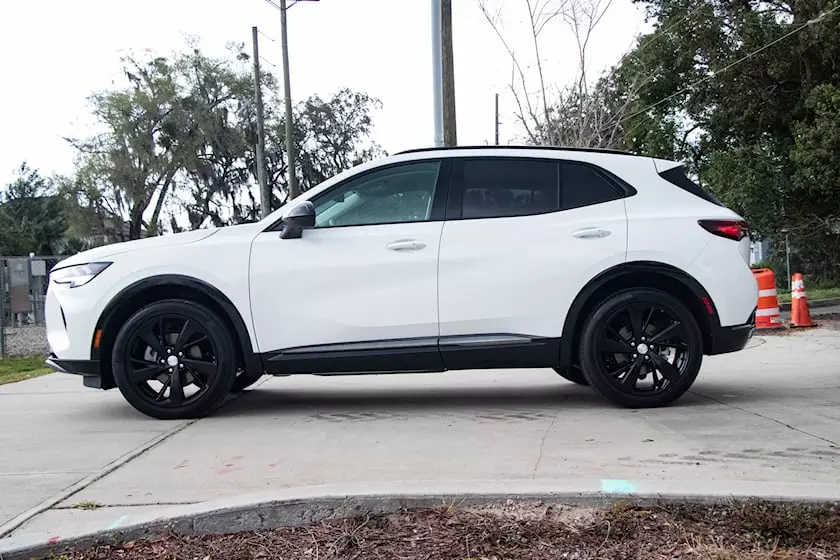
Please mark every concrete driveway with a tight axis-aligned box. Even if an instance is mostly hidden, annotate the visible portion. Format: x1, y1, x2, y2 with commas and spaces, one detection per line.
2, 324, 839, 540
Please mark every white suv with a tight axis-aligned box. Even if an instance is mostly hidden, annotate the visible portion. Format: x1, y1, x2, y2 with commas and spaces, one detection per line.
45, 147, 758, 419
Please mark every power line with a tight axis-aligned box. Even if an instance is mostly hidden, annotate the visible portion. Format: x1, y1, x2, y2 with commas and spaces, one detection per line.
258, 30, 277, 43
623, 3, 840, 125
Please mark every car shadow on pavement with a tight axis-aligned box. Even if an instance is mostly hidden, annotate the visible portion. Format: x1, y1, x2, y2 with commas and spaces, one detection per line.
211, 379, 722, 419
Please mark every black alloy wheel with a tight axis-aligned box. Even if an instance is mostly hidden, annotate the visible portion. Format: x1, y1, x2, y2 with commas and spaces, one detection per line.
112, 300, 237, 419
579, 289, 703, 408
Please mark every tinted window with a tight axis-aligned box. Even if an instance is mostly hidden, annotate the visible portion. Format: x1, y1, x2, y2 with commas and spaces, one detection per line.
659, 165, 724, 207
312, 161, 441, 228
561, 162, 624, 210
457, 159, 559, 219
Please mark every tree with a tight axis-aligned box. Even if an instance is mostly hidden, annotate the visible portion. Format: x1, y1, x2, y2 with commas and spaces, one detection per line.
608, 0, 840, 279
264, 88, 386, 210
68, 43, 385, 236
478, 0, 644, 147
0, 163, 67, 255
69, 54, 187, 240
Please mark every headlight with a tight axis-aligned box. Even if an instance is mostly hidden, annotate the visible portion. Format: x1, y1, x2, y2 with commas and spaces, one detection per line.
50, 262, 112, 288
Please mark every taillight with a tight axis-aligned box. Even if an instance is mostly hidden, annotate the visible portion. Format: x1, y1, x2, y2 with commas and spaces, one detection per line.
699, 219, 748, 241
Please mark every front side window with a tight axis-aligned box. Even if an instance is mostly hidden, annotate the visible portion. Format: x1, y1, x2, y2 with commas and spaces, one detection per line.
313, 161, 441, 228
455, 158, 560, 219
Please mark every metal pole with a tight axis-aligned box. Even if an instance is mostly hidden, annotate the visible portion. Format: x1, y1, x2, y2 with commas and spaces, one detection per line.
252, 27, 270, 218
279, 0, 299, 200
785, 231, 792, 292
494, 93, 500, 145
0, 259, 5, 358
431, 0, 444, 147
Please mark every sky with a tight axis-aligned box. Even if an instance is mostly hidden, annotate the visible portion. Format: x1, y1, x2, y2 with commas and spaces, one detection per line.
0, 0, 648, 185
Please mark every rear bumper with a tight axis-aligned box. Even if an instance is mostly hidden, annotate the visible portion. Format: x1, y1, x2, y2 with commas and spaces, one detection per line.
46, 355, 104, 389
707, 309, 756, 355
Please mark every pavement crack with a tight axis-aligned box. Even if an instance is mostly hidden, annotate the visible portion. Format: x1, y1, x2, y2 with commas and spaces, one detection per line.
691, 390, 839, 447
532, 415, 558, 479
54, 501, 198, 510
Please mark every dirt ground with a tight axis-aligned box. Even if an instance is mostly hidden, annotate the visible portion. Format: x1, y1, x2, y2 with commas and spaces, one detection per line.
44, 500, 840, 560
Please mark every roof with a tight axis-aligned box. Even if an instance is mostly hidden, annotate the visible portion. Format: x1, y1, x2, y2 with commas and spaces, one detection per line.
395, 145, 635, 157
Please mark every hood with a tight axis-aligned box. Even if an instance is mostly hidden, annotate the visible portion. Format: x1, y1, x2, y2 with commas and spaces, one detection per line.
54, 228, 220, 269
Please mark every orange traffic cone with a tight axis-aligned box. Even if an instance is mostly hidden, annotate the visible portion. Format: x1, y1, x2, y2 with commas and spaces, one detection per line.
752, 268, 783, 330
790, 273, 815, 328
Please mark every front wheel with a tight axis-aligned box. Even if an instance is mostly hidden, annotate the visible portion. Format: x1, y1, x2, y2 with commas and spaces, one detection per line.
579, 288, 703, 408
112, 300, 237, 419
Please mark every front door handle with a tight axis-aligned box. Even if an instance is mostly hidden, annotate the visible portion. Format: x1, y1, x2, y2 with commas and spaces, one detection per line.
386, 239, 426, 251
572, 227, 610, 239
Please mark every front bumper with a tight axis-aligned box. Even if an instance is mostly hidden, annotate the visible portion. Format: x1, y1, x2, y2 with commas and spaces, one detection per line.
707, 309, 756, 355
46, 355, 104, 389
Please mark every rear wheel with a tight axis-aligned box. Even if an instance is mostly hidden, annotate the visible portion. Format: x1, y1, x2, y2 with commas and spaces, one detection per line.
579, 288, 703, 408
112, 300, 237, 419
552, 366, 588, 385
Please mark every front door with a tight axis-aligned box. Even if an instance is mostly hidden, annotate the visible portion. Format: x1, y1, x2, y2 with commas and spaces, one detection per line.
249, 159, 449, 374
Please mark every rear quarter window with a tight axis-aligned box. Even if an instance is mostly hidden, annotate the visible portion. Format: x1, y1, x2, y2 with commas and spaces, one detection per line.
659, 165, 725, 207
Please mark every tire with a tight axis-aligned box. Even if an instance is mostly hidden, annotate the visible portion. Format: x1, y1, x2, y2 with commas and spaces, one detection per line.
231, 372, 263, 393
553, 366, 589, 385
112, 299, 237, 419
579, 288, 703, 408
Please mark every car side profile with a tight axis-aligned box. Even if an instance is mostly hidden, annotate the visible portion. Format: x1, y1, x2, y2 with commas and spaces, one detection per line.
45, 146, 758, 419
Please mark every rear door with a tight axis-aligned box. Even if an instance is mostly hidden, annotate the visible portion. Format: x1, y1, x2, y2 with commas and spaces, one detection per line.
436, 156, 629, 368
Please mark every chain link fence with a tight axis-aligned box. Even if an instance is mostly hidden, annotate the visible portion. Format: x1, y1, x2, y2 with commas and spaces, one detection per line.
1, 255, 62, 357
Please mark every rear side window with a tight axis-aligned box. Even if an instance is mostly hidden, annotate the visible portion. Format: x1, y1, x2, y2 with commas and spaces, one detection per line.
561, 162, 625, 210
457, 158, 559, 219
659, 165, 724, 207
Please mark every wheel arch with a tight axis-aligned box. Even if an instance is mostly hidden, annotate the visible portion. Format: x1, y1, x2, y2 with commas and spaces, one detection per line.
92, 274, 261, 389
559, 261, 719, 368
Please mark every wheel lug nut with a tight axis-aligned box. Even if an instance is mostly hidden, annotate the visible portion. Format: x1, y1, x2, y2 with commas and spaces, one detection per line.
159, 360, 165, 364
168, 367, 173, 372
166, 348, 172, 354
633, 354, 638, 358
178, 352, 183, 357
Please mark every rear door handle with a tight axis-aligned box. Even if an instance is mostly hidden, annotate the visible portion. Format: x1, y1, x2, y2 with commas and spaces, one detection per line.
386, 239, 426, 251
572, 227, 610, 239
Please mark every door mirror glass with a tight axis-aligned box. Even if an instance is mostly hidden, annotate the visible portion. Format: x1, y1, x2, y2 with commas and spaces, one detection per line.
279, 201, 316, 239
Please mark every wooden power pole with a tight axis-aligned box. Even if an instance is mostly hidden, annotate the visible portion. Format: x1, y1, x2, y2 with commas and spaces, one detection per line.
252, 27, 270, 218
440, 0, 457, 147
279, 0, 299, 200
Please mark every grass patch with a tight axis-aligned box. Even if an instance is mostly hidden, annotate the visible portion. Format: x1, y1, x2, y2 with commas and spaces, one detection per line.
777, 286, 840, 304
41, 500, 840, 559
0, 356, 51, 385
71, 501, 103, 511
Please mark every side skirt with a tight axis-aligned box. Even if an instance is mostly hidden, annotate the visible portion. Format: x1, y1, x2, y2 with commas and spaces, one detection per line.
261, 334, 561, 375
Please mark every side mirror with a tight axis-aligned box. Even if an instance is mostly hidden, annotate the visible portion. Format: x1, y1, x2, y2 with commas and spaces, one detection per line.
279, 201, 316, 239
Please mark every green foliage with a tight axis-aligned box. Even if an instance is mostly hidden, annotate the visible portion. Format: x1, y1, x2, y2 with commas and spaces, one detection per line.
0, 163, 67, 255
610, 0, 840, 279
65, 42, 384, 238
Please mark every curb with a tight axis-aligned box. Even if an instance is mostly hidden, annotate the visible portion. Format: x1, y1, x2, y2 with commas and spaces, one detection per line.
3, 480, 840, 560
778, 297, 840, 312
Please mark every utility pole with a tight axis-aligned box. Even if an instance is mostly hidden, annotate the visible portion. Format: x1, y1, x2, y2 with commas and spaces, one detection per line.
494, 93, 499, 145
279, 0, 299, 200
431, 0, 444, 147
252, 27, 270, 218
440, 0, 457, 146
